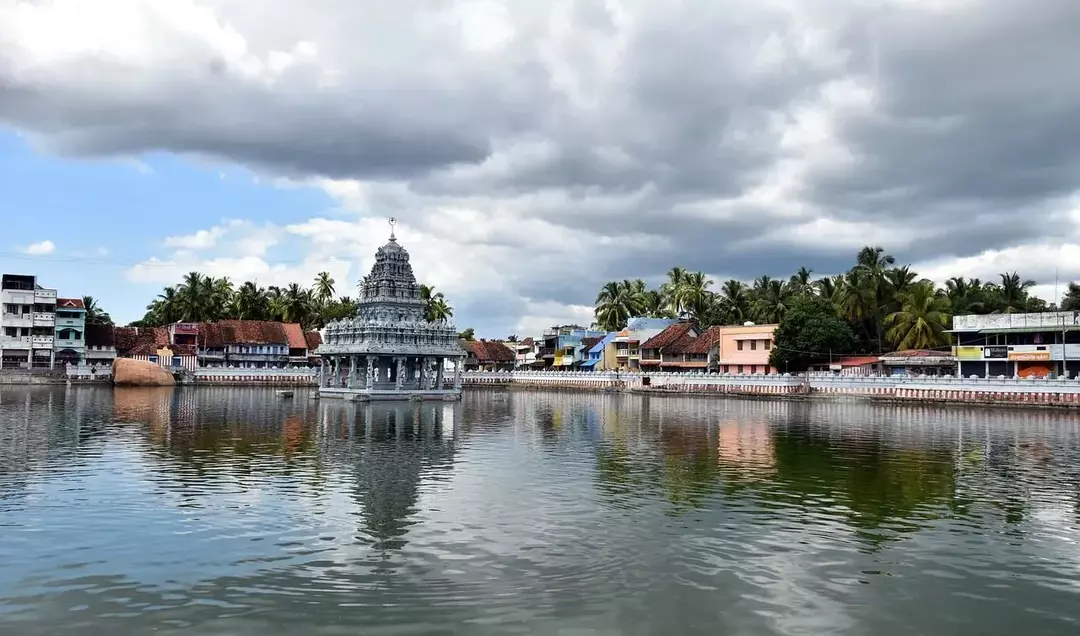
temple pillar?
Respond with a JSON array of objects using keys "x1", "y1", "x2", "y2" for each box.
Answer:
[
  {"x1": 454, "y1": 358, "x2": 462, "y2": 389},
  {"x1": 332, "y1": 356, "x2": 340, "y2": 388},
  {"x1": 348, "y1": 355, "x2": 357, "y2": 389},
  {"x1": 366, "y1": 356, "x2": 374, "y2": 390},
  {"x1": 319, "y1": 358, "x2": 327, "y2": 387},
  {"x1": 436, "y1": 357, "x2": 445, "y2": 389},
  {"x1": 395, "y1": 357, "x2": 404, "y2": 390}
]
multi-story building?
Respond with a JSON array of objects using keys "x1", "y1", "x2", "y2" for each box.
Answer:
[
  {"x1": 711, "y1": 322, "x2": 778, "y2": 374},
  {"x1": 542, "y1": 325, "x2": 607, "y2": 369},
  {"x1": 513, "y1": 337, "x2": 539, "y2": 368},
  {"x1": 53, "y1": 298, "x2": 86, "y2": 365},
  {"x1": 84, "y1": 323, "x2": 118, "y2": 368},
  {"x1": 581, "y1": 332, "x2": 618, "y2": 370},
  {"x1": 611, "y1": 317, "x2": 678, "y2": 371},
  {"x1": 461, "y1": 339, "x2": 516, "y2": 371},
  {"x1": 952, "y1": 311, "x2": 1080, "y2": 378},
  {"x1": 1, "y1": 274, "x2": 57, "y2": 369},
  {"x1": 629, "y1": 321, "x2": 779, "y2": 374}
]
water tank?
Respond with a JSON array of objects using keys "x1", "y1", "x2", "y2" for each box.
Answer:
[{"x1": 743, "y1": 321, "x2": 755, "y2": 326}]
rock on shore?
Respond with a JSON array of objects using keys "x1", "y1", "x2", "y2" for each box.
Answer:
[{"x1": 112, "y1": 358, "x2": 175, "y2": 387}]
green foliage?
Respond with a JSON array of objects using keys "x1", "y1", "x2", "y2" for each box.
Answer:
[
  {"x1": 82, "y1": 295, "x2": 113, "y2": 325},
  {"x1": 593, "y1": 244, "x2": 1054, "y2": 354},
  {"x1": 769, "y1": 296, "x2": 857, "y2": 372},
  {"x1": 458, "y1": 327, "x2": 476, "y2": 341},
  {"x1": 135, "y1": 272, "x2": 446, "y2": 330}
]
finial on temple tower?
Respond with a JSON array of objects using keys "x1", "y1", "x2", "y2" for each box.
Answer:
[{"x1": 388, "y1": 217, "x2": 397, "y2": 241}]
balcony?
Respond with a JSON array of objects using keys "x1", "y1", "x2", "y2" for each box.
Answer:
[
  {"x1": 2, "y1": 315, "x2": 33, "y2": 328},
  {"x1": 0, "y1": 336, "x2": 31, "y2": 348},
  {"x1": 32, "y1": 312, "x2": 55, "y2": 326},
  {"x1": 54, "y1": 317, "x2": 83, "y2": 328},
  {"x1": 54, "y1": 338, "x2": 85, "y2": 349},
  {"x1": 31, "y1": 335, "x2": 53, "y2": 346},
  {"x1": 35, "y1": 290, "x2": 57, "y2": 301}
]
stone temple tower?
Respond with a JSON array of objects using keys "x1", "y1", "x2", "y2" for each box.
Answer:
[{"x1": 315, "y1": 219, "x2": 465, "y2": 400}]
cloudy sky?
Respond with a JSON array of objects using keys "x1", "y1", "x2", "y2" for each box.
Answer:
[{"x1": 1, "y1": 0, "x2": 1078, "y2": 335}]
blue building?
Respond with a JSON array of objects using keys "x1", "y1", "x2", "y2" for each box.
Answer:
[{"x1": 54, "y1": 297, "x2": 86, "y2": 365}]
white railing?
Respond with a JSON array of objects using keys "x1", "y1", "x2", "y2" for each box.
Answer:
[
  {"x1": 196, "y1": 368, "x2": 318, "y2": 378},
  {"x1": 462, "y1": 370, "x2": 1080, "y2": 396},
  {"x1": 65, "y1": 364, "x2": 111, "y2": 379}
]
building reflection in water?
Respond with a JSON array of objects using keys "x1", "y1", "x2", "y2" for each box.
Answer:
[{"x1": 318, "y1": 400, "x2": 458, "y2": 552}]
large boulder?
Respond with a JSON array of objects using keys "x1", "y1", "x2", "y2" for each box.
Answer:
[{"x1": 112, "y1": 358, "x2": 175, "y2": 387}]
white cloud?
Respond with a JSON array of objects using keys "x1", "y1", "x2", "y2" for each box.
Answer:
[
  {"x1": 6, "y1": 0, "x2": 1080, "y2": 332},
  {"x1": 21, "y1": 240, "x2": 55, "y2": 255},
  {"x1": 163, "y1": 226, "x2": 228, "y2": 250}
]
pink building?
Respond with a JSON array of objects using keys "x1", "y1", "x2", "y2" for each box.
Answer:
[{"x1": 712, "y1": 323, "x2": 778, "y2": 375}]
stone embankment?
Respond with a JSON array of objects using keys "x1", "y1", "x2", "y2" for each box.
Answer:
[{"x1": 462, "y1": 370, "x2": 1080, "y2": 408}]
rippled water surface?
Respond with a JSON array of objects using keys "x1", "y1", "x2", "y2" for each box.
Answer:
[{"x1": 3, "y1": 386, "x2": 1080, "y2": 635}]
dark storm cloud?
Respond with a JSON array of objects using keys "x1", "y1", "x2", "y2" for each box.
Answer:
[
  {"x1": 805, "y1": 1, "x2": 1080, "y2": 230},
  {"x1": 4, "y1": 0, "x2": 1080, "y2": 334}
]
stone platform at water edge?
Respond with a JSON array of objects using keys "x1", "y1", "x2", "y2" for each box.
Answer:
[{"x1": 314, "y1": 219, "x2": 465, "y2": 402}]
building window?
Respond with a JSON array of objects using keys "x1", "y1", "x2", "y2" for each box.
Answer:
[
  {"x1": 737, "y1": 340, "x2": 744, "y2": 351},
  {"x1": 750, "y1": 340, "x2": 757, "y2": 351},
  {"x1": 764, "y1": 340, "x2": 771, "y2": 350},
  {"x1": 738, "y1": 365, "x2": 744, "y2": 374}
]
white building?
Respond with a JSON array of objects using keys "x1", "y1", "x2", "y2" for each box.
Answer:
[{"x1": 1, "y1": 274, "x2": 57, "y2": 369}]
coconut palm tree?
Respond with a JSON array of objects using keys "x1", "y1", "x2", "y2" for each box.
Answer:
[
  {"x1": 661, "y1": 267, "x2": 690, "y2": 316},
  {"x1": 884, "y1": 281, "x2": 951, "y2": 350},
  {"x1": 996, "y1": 271, "x2": 1036, "y2": 313},
  {"x1": 595, "y1": 280, "x2": 639, "y2": 331},
  {"x1": 751, "y1": 277, "x2": 791, "y2": 324},
  {"x1": 314, "y1": 272, "x2": 335, "y2": 304},
  {"x1": 82, "y1": 295, "x2": 113, "y2": 325},
  {"x1": 717, "y1": 279, "x2": 751, "y2": 324}
]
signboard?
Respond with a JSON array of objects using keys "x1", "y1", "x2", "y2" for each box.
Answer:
[
  {"x1": 955, "y1": 346, "x2": 982, "y2": 360},
  {"x1": 985, "y1": 345, "x2": 1008, "y2": 359},
  {"x1": 1008, "y1": 351, "x2": 1050, "y2": 361}
]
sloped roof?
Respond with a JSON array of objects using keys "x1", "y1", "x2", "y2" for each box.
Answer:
[
  {"x1": 85, "y1": 323, "x2": 116, "y2": 347},
  {"x1": 282, "y1": 323, "x2": 307, "y2": 349},
  {"x1": 304, "y1": 331, "x2": 322, "y2": 350},
  {"x1": 580, "y1": 336, "x2": 602, "y2": 351},
  {"x1": 57, "y1": 297, "x2": 85, "y2": 309},
  {"x1": 683, "y1": 325, "x2": 725, "y2": 354},
  {"x1": 198, "y1": 320, "x2": 288, "y2": 346},
  {"x1": 521, "y1": 337, "x2": 534, "y2": 346},
  {"x1": 125, "y1": 327, "x2": 170, "y2": 356},
  {"x1": 114, "y1": 327, "x2": 138, "y2": 353},
  {"x1": 640, "y1": 322, "x2": 697, "y2": 352},
  {"x1": 462, "y1": 339, "x2": 515, "y2": 362}
]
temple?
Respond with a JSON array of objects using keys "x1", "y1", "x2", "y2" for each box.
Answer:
[{"x1": 315, "y1": 220, "x2": 465, "y2": 400}]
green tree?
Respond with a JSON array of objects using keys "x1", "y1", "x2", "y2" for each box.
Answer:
[
  {"x1": 458, "y1": 327, "x2": 476, "y2": 341},
  {"x1": 313, "y1": 272, "x2": 336, "y2": 304},
  {"x1": 769, "y1": 295, "x2": 858, "y2": 373},
  {"x1": 1061, "y1": 282, "x2": 1080, "y2": 311},
  {"x1": 884, "y1": 281, "x2": 951, "y2": 350},
  {"x1": 82, "y1": 295, "x2": 113, "y2": 325}
]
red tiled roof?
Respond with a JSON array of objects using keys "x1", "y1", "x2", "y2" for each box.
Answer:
[
  {"x1": 640, "y1": 322, "x2": 697, "y2": 352},
  {"x1": 124, "y1": 327, "x2": 170, "y2": 356},
  {"x1": 57, "y1": 297, "x2": 85, "y2": 309},
  {"x1": 683, "y1": 326, "x2": 724, "y2": 354},
  {"x1": 283, "y1": 323, "x2": 307, "y2": 349},
  {"x1": 114, "y1": 327, "x2": 138, "y2": 354},
  {"x1": 521, "y1": 337, "x2": 534, "y2": 346},
  {"x1": 198, "y1": 320, "x2": 288, "y2": 346},
  {"x1": 305, "y1": 331, "x2": 322, "y2": 350},
  {"x1": 462, "y1": 339, "x2": 515, "y2": 362}
]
